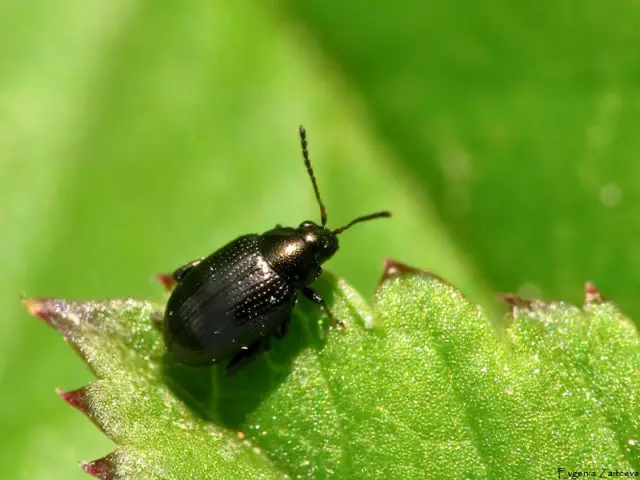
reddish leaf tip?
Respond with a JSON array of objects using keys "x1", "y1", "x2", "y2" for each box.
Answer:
[
  {"x1": 379, "y1": 259, "x2": 451, "y2": 290},
  {"x1": 498, "y1": 293, "x2": 531, "y2": 308},
  {"x1": 58, "y1": 386, "x2": 107, "y2": 434},
  {"x1": 21, "y1": 297, "x2": 54, "y2": 325},
  {"x1": 584, "y1": 281, "x2": 606, "y2": 304},
  {"x1": 381, "y1": 259, "x2": 422, "y2": 280},
  {"x1": 156, "y1": 273, "x2": 176, "y2": 292},
  {"x1": 57, "y1": 387, "x2": 89, "y2": 413},
  {"x1": 81, "y1": 457, "x2": 114, "y2": 480},
  {"x1": 498, "y1": 293, "x2": 534, "y2": 316}
]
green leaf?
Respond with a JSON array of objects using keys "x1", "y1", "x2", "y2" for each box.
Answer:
[
  {"x1": 23, "y1": 263, "x2": 640, "y2": 478},
  {"x1": 23, "y1": 298, "x2": 282, "y2": 479}
]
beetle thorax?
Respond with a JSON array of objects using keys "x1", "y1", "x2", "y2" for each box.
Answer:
[{"x1": 259, "y1": 221, "x2": 338, "y2": 287}]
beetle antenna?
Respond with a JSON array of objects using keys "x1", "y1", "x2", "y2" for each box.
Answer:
[
  {"x1": 299, "y1": 125, "x2": 328, "y2": 226},
  {"x1": 333, "y1": 211, "x2": 392, "y2": 235}
]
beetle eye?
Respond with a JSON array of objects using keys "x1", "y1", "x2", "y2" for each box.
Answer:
[{"x1": 299, "y1": 221, "x2": 315, "y2": 229}]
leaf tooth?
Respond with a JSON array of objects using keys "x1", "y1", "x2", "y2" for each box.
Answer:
[
  {"x1": 21, "y1": 297, "x2": 86, "y2": 342},
  {"x1": 381, "y1": 259, "x2": 423, "y2": 280},
  {"x1": 498, "y1": 293, "x2": 533, "y2": 313},
  {"x1": 584, "y1": 281, "x2": 606, "y2": 305},
  {"x1": 56, "y1": 384, "x2": 110, "y2": 435},
  {"x1": 21, "y1": 297, "x2": 55, "y2": 326},
  {"x1": 80, "y1": 455, "x2": 115, "y2": 480},
  {"x1": 156, "y1": 273, "x2": 176, "y2": 291},
  {"x1": 56, "y1": 386, "x2": 89, "y2": 414},
  {"x1": 378, "y1": 259, "x2": 453, "y2": 292}
]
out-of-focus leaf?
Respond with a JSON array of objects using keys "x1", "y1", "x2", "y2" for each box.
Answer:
[{"x1": 288, "y1": 0, "x2": 640, "y2": 319}]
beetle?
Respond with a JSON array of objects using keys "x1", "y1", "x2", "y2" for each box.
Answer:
[{"x1": 163, "y1": 126, "x2": 391, "y2": 373}]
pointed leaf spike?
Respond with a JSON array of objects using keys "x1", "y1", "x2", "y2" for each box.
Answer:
[
  {"x1": 584, "y1": 281, "x2": 606, "y2": 305},
  {"x1": 81, "y1": 456, "x2": 114, "y2": 480},
  {"x1": 379, "y1": 259, "x2": 449, "y2": 288},
  {"x1": 498, "y1": 293, "x2": 532, "y2": 310},
  {"x1": 498, "y1": 293, "x2": 535, "y2": 320},
  {"x1": 156, "y1": 273, "x2": 177, "y2": 292},
  {"x1": 56, "y1": 387, "x2": 89, "y2": 414},
  {"x1": 381, "y1": 259, "x2": 422, "y2": 281},
  {"x1": 21, "y1": 297, "x2": 54, "y2": 326}
]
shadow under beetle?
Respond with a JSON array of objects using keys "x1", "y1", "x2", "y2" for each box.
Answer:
[{"x1": 163, "y1": 126, "x2": 391, "y2": 374}]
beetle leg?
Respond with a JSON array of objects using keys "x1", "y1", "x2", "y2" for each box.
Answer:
[
  {"x1": 274, "y1": 317, "x2": 291, "y2": 339},
  {"x1": 225, "y1": 339, "x2": 268, "y2": 376},
  {"x1": 172, "y1": 259, "x2": 202, "y2": 281},
  {"x1": 302, "y1": 287, "x2": 344, "y2": 328}
]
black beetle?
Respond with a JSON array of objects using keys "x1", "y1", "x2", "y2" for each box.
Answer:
[{"x1": 163, "y1": 126, "x2": 390, "y2": 373}]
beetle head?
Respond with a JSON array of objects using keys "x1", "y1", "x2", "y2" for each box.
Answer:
[{"x1": 298, "y1": 220, "x2": 339, "y2": 265}]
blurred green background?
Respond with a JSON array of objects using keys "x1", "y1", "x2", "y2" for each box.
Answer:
[{"x1": 1, "y1": 1, "x2": 639, "y2": 478}]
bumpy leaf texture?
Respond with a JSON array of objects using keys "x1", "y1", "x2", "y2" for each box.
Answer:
[{"x1": 23, "y1": 261, "x2": 640, "y2": 479}]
